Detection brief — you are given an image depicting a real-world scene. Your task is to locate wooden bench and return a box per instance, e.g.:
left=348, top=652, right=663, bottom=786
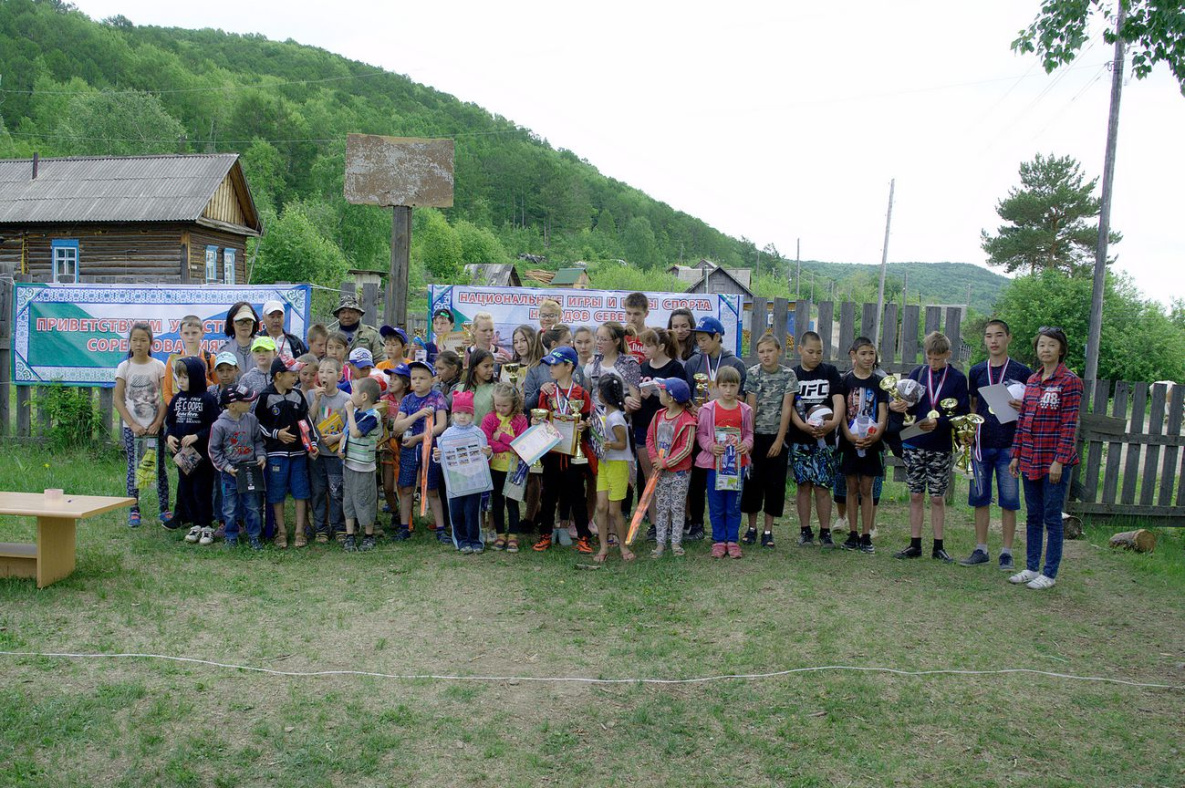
left=0, top=492, right=135, bottom=588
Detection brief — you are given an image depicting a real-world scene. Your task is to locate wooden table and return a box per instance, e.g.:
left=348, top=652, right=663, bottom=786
left=0, top=492, right=136, bottom=588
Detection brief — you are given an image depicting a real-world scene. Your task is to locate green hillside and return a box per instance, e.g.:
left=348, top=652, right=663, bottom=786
left=0, top=0, right=1006, bottom=311
left=791, top=261, right=1008, bottom=315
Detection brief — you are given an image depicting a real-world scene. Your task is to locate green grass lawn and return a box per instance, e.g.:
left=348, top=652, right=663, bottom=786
left=1, top=445, right=1183, bottom=787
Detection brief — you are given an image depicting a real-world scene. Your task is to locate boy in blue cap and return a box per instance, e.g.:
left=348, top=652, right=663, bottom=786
left=681, top=316, right=747, bottom=541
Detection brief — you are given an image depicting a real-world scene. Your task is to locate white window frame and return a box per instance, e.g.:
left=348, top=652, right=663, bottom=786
left=222, top=247, right=236, bottom=284
left=204, top=245, right=219, bottom=283
left=51, top=239, right=79, bottom=283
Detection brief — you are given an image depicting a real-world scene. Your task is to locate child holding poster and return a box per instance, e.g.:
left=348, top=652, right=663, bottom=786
left=695, top=366, right=753, bottom=559
left=434, top=391, right=493, bottom=553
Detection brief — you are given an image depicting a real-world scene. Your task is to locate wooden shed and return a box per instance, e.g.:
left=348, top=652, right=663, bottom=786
left=550, top=267, right=591, bottom=289
left=668, top=259, right=753, bottom=302
left=464, top=263, right=521, bottom=288
left=0, top=153, right=263, bottom=284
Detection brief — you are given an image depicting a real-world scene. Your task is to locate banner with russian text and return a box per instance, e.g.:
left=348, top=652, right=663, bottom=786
left=427, top=285, right=743, bottom=356
left=11, top=284, right=312, bottom=386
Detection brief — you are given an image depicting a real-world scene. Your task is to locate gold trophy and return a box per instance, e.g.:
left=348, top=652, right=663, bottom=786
left=503, top=362, right=521, bottom=387
left=571, top=420, right=588, bottom=465
left=461, top=321, right=474, bottom=345
left=529, top=408, right=549, bottom=474
left=950, top=412, right=987, bottom=481
left=879, top=374, right=915, bottom=426
left=693, top=373, right=710, bottom=406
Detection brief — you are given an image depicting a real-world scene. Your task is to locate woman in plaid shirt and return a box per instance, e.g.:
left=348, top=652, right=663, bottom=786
left=1009, top=327, right=1082, bottom=590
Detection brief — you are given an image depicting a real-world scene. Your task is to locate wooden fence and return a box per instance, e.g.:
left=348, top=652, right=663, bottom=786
left=1069, top=379, right=1185, bottom=523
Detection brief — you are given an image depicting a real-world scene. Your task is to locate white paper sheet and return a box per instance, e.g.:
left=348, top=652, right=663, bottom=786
left=979, top=383, right=1021, bottom=424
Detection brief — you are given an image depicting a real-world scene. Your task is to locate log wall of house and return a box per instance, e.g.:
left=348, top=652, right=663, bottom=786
left=0, top=223, right=186, bottom=282
left=185, top=227, right=248, bottom=284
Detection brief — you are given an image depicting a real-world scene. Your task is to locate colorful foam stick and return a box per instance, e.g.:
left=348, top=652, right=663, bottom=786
left=420, top=428, right=432, bottom=518
left=626, top=449, right=664, bottom=546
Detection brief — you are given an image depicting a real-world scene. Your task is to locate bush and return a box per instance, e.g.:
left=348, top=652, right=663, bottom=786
left=37, top=384, right=106, bottom=451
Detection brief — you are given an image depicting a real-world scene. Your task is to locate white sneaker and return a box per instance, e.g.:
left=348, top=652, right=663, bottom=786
left=1009, top=569, right=1040, bottom=584
left=199, top=526, right=215, bottom=546
left=1026, top=574, right=1056, bottom=590
left=184, top=525, right=202, bottom=544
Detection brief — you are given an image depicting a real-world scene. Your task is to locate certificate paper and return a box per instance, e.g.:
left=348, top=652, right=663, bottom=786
left=979, top=383, right=1020, bottom=424
left=511, top=422, right=562, bottom=465
left=438, top=431, right=494, bottom=498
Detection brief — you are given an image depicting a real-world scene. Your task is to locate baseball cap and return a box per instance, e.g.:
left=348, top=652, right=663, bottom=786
left=380, top=325, right=409, bottom=344
left=383, top=362, right=412, bottom=379
left=262, top=299, right=285, bottom=316
left=348, top=348, right=374, bottom=368
left=251, top=336, right=276, bottom=352
left=270, top=356, right=296, bottom=377
left=432, top=308, right=455, bottom=322
left=692, top=316, right=725, bottom=336
left=214, top=351, right=239, bottom=368
left=220, top=384, right=258, bottom=406
left=663, top=377, right=692, bottom=404
left=407, top=360, right=435, bottom=376
left=540, top=346, right=579, bottom=366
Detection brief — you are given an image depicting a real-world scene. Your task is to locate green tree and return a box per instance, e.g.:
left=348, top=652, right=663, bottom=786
left=53, top=90, right=187, bottom=156
left=589, top=260, right=684, bottom=294
left=455, top=219, right=509, bottom=265
left=992, top=269, right=1185, bottom=382
left=252, top=202, right=349, bottom=288
left=980, top=154, right=1120, bottom=277
left=1014, top=0, right=1185, bottom=94
left=623, top=216, right=659, bottom=268
left=413, top=209, right=464, bottom=282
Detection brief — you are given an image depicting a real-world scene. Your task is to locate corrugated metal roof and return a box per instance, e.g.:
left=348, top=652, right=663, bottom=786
left=0, top=154, right=244, bottom=225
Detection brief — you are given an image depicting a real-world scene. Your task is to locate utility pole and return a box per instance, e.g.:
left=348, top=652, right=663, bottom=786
left=873, top=178, right=895, bottom=348
left=902, top=270, right=908, bottom=306
left=796, top=239, right=801, bottom=299
left=1085, top=5, right=1125, bottom=385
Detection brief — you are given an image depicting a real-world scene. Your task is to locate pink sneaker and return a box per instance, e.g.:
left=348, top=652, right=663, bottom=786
left=711, top=542, right=727, bottom=559
left=727, top=542, right=743, bottom=559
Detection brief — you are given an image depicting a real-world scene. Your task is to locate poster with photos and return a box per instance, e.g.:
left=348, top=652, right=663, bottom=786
left=438, top=431, right=494, bottom=498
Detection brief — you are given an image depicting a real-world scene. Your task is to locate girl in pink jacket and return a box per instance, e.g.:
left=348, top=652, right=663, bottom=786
left=481, top=383, right=529, bottom=552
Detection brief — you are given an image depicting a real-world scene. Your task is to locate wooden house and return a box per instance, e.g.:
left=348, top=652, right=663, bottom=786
left=668, top=259, right=753, bottom=302
left=0, top=153, right=262, bottom=284
left=550, top=267, right=591, bottom=289
left=464, top=263, right=521, bottom=288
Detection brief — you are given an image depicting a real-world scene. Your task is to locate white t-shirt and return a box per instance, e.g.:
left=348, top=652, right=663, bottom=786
left=600, top=409, right=633, bottom=462
left=115, top=357, right=166, bottom=429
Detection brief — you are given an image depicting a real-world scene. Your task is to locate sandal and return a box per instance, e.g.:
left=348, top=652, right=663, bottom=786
left=672, top=545, right=685, bottom=557
left=506, top=538, right=519, bottom=553
left=620, top=549, right=636, bottom=562
left=493, top=538, right=507, bottom=551
left=650, top=548, right=664, bottom=559
left=593, top=551, right=609, bottom=564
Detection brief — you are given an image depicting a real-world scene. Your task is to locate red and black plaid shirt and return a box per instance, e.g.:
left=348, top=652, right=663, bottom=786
left=1012, top=363, right=1082, bottom=480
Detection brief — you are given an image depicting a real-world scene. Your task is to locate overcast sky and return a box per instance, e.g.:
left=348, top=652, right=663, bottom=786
left=69, top=0, right=1185, bottom=304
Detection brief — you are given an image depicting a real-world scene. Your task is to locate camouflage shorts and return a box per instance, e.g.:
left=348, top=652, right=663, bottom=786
left=790, top=443, right=836, bottom=488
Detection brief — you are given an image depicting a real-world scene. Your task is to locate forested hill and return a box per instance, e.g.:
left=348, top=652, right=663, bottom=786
left=792, top=261, right=1008, bottom=315
left=0, top=0, right=1006, bottom=310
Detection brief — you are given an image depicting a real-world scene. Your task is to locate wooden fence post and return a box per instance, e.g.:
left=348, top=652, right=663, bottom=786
left=0, top=277, right=10, bottom=437
left=816, top=301, right=834, bottom=360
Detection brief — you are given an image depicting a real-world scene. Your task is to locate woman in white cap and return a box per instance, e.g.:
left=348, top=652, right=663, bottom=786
left=259, top=299, right=307, bottom=362
left=218, top=301, right=260, bottom=379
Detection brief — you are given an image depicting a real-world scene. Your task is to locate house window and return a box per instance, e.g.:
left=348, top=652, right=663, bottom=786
left=205, top=245, right=219, bottom=282
left=223, top=248, right=236, bottom=284
left=51, top=239, right=79, bottom=283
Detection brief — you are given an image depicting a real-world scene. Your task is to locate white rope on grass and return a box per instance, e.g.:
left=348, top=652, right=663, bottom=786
left=0, top=650, right=1180, bottom=690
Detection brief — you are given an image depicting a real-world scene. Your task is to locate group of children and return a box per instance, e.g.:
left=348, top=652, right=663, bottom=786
left=111, top=294, right=1035, bottom=576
